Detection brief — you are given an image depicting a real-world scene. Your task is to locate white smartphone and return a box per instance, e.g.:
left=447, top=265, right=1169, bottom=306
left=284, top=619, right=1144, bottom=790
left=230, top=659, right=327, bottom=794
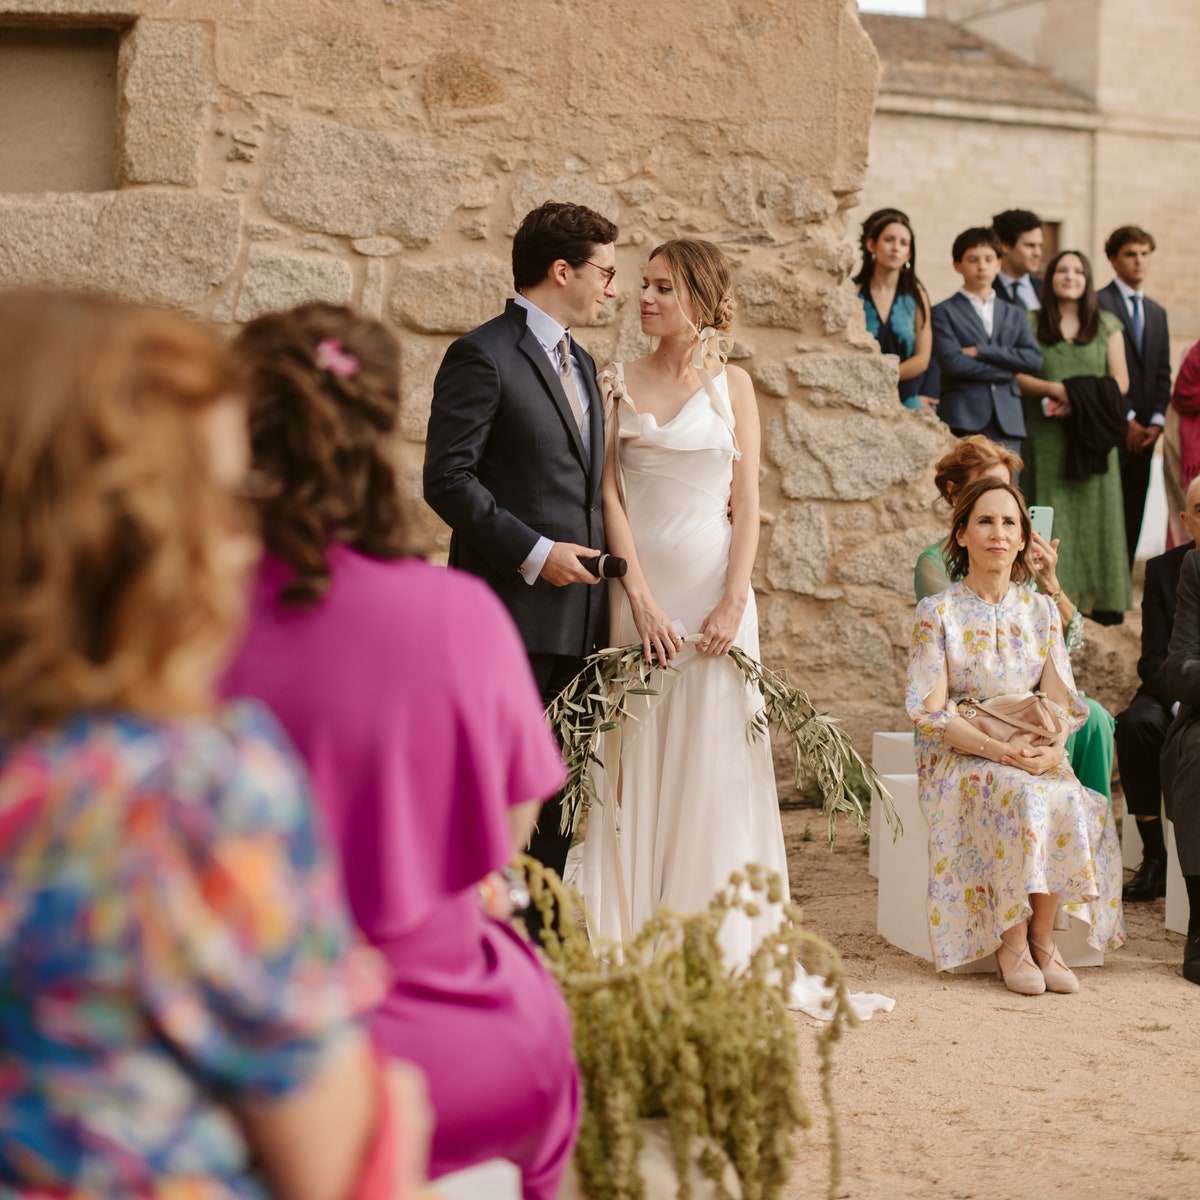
left=1028, top=505, right=1054, bottom=542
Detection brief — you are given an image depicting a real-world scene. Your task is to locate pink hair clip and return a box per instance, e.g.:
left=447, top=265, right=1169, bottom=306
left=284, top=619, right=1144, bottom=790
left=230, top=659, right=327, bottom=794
left=315, top=338, right=360, bottom=380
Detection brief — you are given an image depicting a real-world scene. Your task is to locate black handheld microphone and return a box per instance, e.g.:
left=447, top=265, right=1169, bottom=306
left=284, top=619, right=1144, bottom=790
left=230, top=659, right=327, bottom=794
left=578, top=553, right=627, bottom=579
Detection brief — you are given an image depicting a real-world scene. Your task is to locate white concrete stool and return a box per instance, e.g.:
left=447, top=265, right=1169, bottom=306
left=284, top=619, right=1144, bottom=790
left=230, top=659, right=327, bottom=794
left=876, top=773, right=1105, bottom=971
left=1121, top=803, right=1143, bottom=871
left=1166, top=817, right=1189, bottom=936
left=870, top=732, right=916, bottom=878
left=431, top=1159, right=521, bottom=1200
left=875, top=772, right=930, bottom=958
left=1122, top=802, right=1188, bottom=935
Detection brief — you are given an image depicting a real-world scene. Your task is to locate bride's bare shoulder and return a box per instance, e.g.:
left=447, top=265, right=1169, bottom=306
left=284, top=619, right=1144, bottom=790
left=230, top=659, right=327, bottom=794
left=619, top=355, right=655, bottom=388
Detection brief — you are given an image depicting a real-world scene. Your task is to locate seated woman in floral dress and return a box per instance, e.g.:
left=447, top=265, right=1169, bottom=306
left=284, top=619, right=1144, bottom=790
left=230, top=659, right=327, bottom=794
left=913, top=434, right=1116, bottom=798
left=907, top=476, right=1124, bottom=995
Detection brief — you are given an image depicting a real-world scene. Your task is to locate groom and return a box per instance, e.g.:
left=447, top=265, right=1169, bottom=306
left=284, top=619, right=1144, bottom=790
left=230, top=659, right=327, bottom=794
left=423, top=200, right=618, bottom=892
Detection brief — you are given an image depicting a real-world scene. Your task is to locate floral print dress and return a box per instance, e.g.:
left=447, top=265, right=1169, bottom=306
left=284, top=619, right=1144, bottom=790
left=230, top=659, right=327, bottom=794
left=0, top=703, right=361, bottom=1197
left=906, top=581, right=1125, bottom=970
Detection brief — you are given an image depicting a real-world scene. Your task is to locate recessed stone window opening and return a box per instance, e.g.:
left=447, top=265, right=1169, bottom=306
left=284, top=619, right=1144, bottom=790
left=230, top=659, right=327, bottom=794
left=0, top=26, right=119, bottom=193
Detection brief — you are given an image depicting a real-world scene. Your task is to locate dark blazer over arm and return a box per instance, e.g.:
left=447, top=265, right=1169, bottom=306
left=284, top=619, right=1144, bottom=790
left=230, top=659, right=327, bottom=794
left=423, top=300, right=607, bottom=659
left=1140, top=541, right=1194, bottom=706
left=1163, top=549, right=1200, bottom=707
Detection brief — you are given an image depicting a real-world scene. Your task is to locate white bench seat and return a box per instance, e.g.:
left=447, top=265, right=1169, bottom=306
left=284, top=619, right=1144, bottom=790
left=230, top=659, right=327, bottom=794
left=876, top=771, right=1104, bottom=970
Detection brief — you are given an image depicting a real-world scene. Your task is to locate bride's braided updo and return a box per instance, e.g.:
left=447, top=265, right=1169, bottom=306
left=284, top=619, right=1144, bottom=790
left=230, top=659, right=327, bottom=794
left=647, top=239, right=735, bottom=334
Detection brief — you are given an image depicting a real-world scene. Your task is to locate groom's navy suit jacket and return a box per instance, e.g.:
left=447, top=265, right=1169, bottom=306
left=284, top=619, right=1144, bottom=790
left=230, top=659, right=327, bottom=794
left=423, top=299, right=607, bottom=660
left=930, top=291, right=1043, bottom=438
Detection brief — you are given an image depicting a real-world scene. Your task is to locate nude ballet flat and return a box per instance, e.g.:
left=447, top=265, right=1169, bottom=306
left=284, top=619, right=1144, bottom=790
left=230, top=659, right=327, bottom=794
left=1030, top=938, right=1079, bottom=994
left=996, top=939, right=1046, bottom=996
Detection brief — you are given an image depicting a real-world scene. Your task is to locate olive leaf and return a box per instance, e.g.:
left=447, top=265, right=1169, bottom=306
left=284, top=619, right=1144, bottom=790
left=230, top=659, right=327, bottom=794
left=545, top=641, right=900, bottom=849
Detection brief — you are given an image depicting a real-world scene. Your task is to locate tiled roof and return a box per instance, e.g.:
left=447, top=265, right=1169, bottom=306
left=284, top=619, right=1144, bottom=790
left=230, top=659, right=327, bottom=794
left=860, top=13, right=1095, bottom=111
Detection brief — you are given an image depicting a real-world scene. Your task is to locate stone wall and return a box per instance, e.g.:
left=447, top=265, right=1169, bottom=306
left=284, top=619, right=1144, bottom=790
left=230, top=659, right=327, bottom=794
left=0, top=0, right=952, bottom=768
left=918, top=0, right=1200, bottom=353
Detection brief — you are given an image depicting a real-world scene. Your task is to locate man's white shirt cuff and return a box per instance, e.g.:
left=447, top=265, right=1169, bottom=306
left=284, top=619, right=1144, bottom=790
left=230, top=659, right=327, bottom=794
left=519, top=536, right=553, bottom=585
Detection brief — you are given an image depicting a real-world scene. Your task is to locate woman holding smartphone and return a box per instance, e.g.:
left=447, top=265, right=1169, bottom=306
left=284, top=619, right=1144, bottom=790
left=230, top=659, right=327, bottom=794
left=914, top=436, right=1116, bottom=798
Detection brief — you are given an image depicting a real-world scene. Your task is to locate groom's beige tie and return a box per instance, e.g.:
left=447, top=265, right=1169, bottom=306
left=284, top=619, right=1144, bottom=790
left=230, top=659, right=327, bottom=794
left=557, top=333, right=586, bottom=434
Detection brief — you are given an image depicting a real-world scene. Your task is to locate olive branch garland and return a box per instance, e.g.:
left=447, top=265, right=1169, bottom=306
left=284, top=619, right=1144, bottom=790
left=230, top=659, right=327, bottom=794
left=522, top=857, right=854, bottom=1200
left=545, top=637, right=900, bottom=849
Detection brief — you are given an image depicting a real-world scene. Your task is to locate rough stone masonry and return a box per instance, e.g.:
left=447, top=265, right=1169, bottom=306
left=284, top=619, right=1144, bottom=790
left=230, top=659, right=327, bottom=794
left=0, top=0, right=976, bottom=773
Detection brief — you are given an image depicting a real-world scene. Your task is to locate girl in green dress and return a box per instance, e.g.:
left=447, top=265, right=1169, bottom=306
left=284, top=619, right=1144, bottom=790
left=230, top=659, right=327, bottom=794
left=1015, top=250, right=1131, bottom=619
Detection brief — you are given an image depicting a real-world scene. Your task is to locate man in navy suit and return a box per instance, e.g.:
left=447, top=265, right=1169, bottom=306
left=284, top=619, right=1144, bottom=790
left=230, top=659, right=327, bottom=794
left=992, top=208, right=1044, bottom=311
left=424, top=200, right=617, bottom=893
left=930, top=227, right=1043, bottom=457
left=1097, top=225, right=1172, bottom=564
left=1114, top=474, right=1200, bottom=900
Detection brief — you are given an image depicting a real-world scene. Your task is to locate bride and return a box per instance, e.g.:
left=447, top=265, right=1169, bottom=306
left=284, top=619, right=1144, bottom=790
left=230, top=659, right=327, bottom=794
left=579, top=239, right=891, bottom=1020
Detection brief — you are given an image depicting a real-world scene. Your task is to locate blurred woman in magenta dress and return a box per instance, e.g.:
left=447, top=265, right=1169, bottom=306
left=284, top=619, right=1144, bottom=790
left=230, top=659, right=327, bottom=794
left=220, top=302, right=579, bottom=1200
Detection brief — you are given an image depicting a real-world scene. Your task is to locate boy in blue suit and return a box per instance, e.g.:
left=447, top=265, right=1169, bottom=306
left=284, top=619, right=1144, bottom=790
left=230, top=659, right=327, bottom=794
left=930, top=227, right=1043, bottom=457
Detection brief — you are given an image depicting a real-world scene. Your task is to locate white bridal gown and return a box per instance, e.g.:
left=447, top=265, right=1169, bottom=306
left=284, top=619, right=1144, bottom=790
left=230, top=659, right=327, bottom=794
left=579, top=363, right=893, bottom=1022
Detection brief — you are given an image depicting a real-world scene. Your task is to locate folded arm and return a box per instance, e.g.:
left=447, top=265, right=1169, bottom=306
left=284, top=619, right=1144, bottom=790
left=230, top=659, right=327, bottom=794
left=931, top=307, right=1010, bottom=383
left=972, top=321, right=1043, bottom=375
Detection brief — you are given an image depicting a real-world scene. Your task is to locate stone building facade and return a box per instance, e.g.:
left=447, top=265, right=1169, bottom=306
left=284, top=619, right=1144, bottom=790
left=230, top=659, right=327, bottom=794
left=0, top=0, right=970, bottom=771
left=854, top=0, right=1200, bottom=356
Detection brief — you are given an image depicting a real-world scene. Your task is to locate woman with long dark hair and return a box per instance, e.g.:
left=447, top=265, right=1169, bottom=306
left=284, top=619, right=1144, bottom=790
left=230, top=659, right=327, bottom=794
left=853, top=208, right=932, bottom=409
left=1017, top=249, right=1131, bottom=622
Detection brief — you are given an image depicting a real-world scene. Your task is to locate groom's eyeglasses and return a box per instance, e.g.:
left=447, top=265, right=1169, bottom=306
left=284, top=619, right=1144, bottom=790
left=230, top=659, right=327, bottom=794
left=578, top=260, right=616, bottom=286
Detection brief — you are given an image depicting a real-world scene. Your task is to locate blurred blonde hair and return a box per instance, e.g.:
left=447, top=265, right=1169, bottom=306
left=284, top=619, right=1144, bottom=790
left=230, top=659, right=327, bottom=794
left=0, top=290, right=243, bottom=733
left=932, top=435, right=1023, bottom=505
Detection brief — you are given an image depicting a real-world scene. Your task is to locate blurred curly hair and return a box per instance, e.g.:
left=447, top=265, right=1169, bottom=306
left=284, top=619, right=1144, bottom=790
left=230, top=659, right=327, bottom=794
left=0, top=289, right=242, bottom=733
left=234, top=302, right=412, bottom=608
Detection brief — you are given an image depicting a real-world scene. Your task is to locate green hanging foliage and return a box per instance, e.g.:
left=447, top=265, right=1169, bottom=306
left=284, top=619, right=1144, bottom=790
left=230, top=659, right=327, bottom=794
left=524, top=859, right=854, bottom=1200
left=544, top=640, right=901, bottom=849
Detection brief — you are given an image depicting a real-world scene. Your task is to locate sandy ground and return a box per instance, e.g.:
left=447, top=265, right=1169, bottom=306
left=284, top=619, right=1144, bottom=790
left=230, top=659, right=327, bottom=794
left=780, top=808, right=1200, bottom=1200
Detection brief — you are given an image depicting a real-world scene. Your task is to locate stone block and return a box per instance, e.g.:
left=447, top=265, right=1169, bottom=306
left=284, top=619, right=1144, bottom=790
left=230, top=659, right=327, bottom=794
left=217, top=23, right=382, bottom=105
left=791, top=608, right=895, bottom=680
left=509, top=171, right=619, bottom=226
left=786, top=352, right=899, bottom=412
left=751, top=361, right=789, bottom=398
left=766, top=402, right=945, bottom=502
left=361, top=259, right=385, bottom=318
left=736, top=267, right=818, bottom=329
left=234, top=245, right=354, bottom=322
left=391, top=253, right=510, bottom=335
left=837, top=529, right=945, bottom=594
left=422, top=50, right=507, bottom=111
left=715, top=159, right=762, bottom=228
left=119, top=21, right=211, bottom=187
left=353, top=237, right=403, bottom=257
left=765, top=504, right=830, bottom=594
left=398, top=336, right=443, bottom=442
left=263, top=118, right=472, bottom=246
left=0, top=192, right=240, bottom=309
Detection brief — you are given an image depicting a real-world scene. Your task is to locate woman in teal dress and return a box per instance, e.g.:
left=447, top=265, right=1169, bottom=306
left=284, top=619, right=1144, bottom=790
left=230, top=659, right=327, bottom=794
left=854, top=209, right=932, bottom=410
left=914, top=435, right=1116, bottom=799
left=1016, top=249, right=1131, bottom=620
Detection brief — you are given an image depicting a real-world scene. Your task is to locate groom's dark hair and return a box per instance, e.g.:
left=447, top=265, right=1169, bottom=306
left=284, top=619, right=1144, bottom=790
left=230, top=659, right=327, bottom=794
left=512, top=201, right=618, bottom=292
